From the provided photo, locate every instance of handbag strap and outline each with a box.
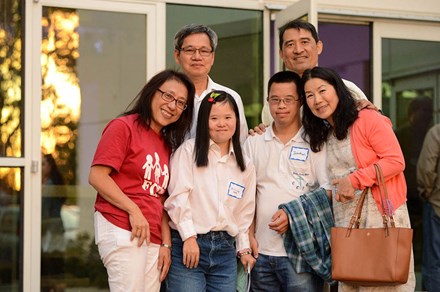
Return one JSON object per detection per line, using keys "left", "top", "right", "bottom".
{"left": 345, "top": 164, "right": 394, "bottom": 237}
{"left": 346, "top": 188, "right": 368, "bottom": 236}
{"left": 374, "top": 164, "right": 396, "bottom": 228}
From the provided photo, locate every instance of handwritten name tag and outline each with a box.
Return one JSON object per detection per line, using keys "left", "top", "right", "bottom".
{"left": 228, "top": 182, "right": 245, "bottom": 199}
{"left": 289, "top": 146, "right": 309, "bottom": 162}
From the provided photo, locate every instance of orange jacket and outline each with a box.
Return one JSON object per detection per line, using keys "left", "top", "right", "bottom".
{"left": 348, "top": 109, "right": 407, "bottom": 214}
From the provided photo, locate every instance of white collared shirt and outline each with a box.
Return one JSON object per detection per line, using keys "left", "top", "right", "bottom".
{"left": 243, "top": 125, "right": 330, "bottom": 256}
{"left": 165, "top": 139, "right": 256, "bottom": 251}
{"left": 188, "top": 77, "right": 249, "bottom": 145}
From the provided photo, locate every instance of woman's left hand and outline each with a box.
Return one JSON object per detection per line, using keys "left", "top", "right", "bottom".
{"left": 332, "top": 176, "right": 355, "bottom": 203}
{"left": 240, "top": 253, "right": 256, "bottom": 272}
{"left": 158, "top": 245, "right": 171, "bottom": 282}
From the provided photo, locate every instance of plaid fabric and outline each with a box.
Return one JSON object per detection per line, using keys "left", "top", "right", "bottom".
{"left": 279, "top": 187, "right": 335, "bottom": 284}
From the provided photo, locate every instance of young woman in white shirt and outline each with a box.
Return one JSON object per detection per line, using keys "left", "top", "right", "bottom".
{"left": 164, "top": 90, "right": 256, "bottom": 291}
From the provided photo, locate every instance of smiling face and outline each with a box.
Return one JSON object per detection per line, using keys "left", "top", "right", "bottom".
{"left": 150, "top": 79, "right": 188, "bottom": 133}
{"left": 174, "top": 33, "right": 215, "bottom": 80}
{"left": 208, "top": 101, "right": 236, "bottom": 151}
{"left": 304, "top": 77, "right": 339, "bottom": 126}
{"left": 268, "top": 82, "right": 301, "bottom": 128}
{"left": 279, "top": 28, "right": 323, "bottom": 76}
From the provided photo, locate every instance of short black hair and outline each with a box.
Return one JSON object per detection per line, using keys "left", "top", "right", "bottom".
{"left": 268, "top": 70, "right": 302, "bottom": 97}
{"left": 279, "top": 20, "right": 320, "bottom": 50}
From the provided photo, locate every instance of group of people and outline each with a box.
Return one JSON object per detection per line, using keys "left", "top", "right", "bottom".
{"left": 89, "top": 19, "right": 416, "bottom": 292}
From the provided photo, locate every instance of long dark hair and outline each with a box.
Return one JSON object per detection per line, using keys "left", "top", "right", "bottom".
{"left": 194, "top": 90, "right": 246, "bottom": 171}
{"left": 300, "top": 67, "right": 358, "bottom": 152}
{"left": 121, "top": 70, "right": 195, "bottom": 151}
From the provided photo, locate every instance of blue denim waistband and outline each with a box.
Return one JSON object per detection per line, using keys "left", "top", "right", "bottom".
{"left": 197, "top": 230, "right": 233, "bottom": 240}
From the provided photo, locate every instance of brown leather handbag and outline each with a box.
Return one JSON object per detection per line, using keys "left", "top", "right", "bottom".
{"left": 330, "top": 164, "right": 413, "bottom": 286}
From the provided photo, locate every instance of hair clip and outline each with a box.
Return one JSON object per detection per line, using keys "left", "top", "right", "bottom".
{"left": 207, "top": 92, "right": 221, "bottom": 103}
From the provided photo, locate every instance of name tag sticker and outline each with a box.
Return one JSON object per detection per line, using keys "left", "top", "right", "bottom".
{"left": 290, "top": 146, "right": 309, "bottom": 162}
{"left": 228, "top": 182, "right": 245, "bottom": 199}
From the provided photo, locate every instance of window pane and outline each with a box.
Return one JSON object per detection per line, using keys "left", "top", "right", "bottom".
{"left": 166, "top": 4, "right": 264, "bottom": 126}
{"left": 382, "top": 38, "right": 440, "bottom": 290}
{"left": 0, "top": 0, "right": 23, "bottom": 157}
{"left": 318, "top": 22, "right": 371, "bottom": 99}
{"left": 0, "top": 167, "right": 22, "bottom": 292}
{"left": 41, "top": 7, "right": 147, "bottom": 291}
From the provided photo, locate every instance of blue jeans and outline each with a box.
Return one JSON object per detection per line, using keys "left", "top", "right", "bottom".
{"left": 166, "top": 230, "right": 237, "bottom": 292}
{"left": 251, "top": 254, "right": 323, "bottom": 292}
{"left": 422, "top": 202, "right": 440, "bottom": 291}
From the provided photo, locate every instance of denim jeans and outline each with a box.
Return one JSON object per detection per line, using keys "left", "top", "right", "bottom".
{"left": 422, "top": 202, "right": 440, "bottom": 291}
{"left": 166, "top": 229, "right": 237, "bottom": 292}
{"left": 251, "top": 253, "right": 323, "bottom": 292}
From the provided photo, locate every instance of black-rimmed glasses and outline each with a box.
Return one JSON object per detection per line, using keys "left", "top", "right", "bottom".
{"left": 267, "top": 96, "right": 299, "bottom": 105}
{"left": 179, "top": 46, "right": 213, "bottom": 57}
{"left": 157, "top": 89, "right": 188, "bottom": 110}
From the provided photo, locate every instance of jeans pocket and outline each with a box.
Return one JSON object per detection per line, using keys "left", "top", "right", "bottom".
{"left": 220, "top": 236, "right": 236, "bottom": 249}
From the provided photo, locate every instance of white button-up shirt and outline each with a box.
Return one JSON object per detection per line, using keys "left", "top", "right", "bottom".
{"left": 165, "top": 139, "right": 256, "bottom": 251}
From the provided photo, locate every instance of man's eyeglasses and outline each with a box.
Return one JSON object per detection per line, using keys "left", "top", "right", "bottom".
{"left": 157, "top": 89, "right": 187, "bottom": 110}
{"left": 267, "top": 96, "right": 299, "bottom": 105}
{"left": 179, "top": 46, "right": 213, "bottom": 57}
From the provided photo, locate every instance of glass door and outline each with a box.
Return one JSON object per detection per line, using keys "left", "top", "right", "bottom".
{"left": 374, "top": 21, "right": 440, "bottom": 291}
{"left": 275, "top": 0, "right": 314, "bottom": 27}
{"left": 0, "top": 1, "right": 25, "bottom": 291}
{"left": 30, "top": 1, "right": 163, "bottom": 290}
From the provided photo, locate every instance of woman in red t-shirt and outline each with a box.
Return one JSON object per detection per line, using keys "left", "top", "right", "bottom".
{"left": 89, "top": 70, "right": 194, "bottom": 292}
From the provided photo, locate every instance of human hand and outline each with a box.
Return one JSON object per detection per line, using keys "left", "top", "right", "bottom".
{"left": 128, "top": 207, "right": 150, "bottom": 247}
{"left": 183, "top": 237, "right": 199, "bottom": 269}
{"left": 332, "top": 176, "right": 355, "bottom": 203}
{"left": 356, "top": 99, "right": 378, "bottom": 112}
{"left": 158, "top": 245, "right": 171, "bottom": 282}
{"left": 248, "top": 123, "right": 268, "bottom": 136}
{"left": 268, "top": 209, "right": 288, "bottom": 234}
{"left": 239, "top": 253, "right": 256, "bottom": 272}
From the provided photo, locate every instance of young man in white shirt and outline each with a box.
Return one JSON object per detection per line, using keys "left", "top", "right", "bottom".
{"left": 244, "top": 71, "right": 330, "bottom": 291}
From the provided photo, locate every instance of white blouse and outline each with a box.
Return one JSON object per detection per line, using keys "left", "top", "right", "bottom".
{"left": 165, "top": 139, "right": 256, "bottom": 251}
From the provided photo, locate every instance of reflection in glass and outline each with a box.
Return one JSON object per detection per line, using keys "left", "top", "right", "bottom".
{"left": 0, "top": 0, "right": 23, "bottom": 158}
{"left": 41, "top": 6, "right": 146, "bottom": 291}
{"left": 41, "top": 7, "right": 81, "bottom": 186}
{"left": 41, "top": 154, "right": 67, "bottom": 290}
{"left": 382, "top": 38, "right": 440, "bottom": 290}
{"left": 319, "top": 22, "right": 371, "bottom": 99}
{"left": 0, "top": 167, "right": 22, "bottom": 292}
{"left": 166, "top": 4, "right": 263, "bottom": 126}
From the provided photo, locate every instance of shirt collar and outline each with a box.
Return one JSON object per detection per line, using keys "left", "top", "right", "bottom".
{"left": 209, "top": 139, "right": 235, "bottom": 156}
{"left": 196, "top": 76, "right": 215, "bottom": 99}
{"left": 265, "top": 124, "right": 305, "bottom": 144}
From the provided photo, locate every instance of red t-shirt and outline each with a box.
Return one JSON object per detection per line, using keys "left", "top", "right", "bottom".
{"left": 93, "top": 114, "right": 170, "bottom": 245}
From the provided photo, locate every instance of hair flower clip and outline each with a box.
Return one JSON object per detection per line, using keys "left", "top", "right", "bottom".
{"left": 208, "top": 92, "right": 221, "bottom": 103}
